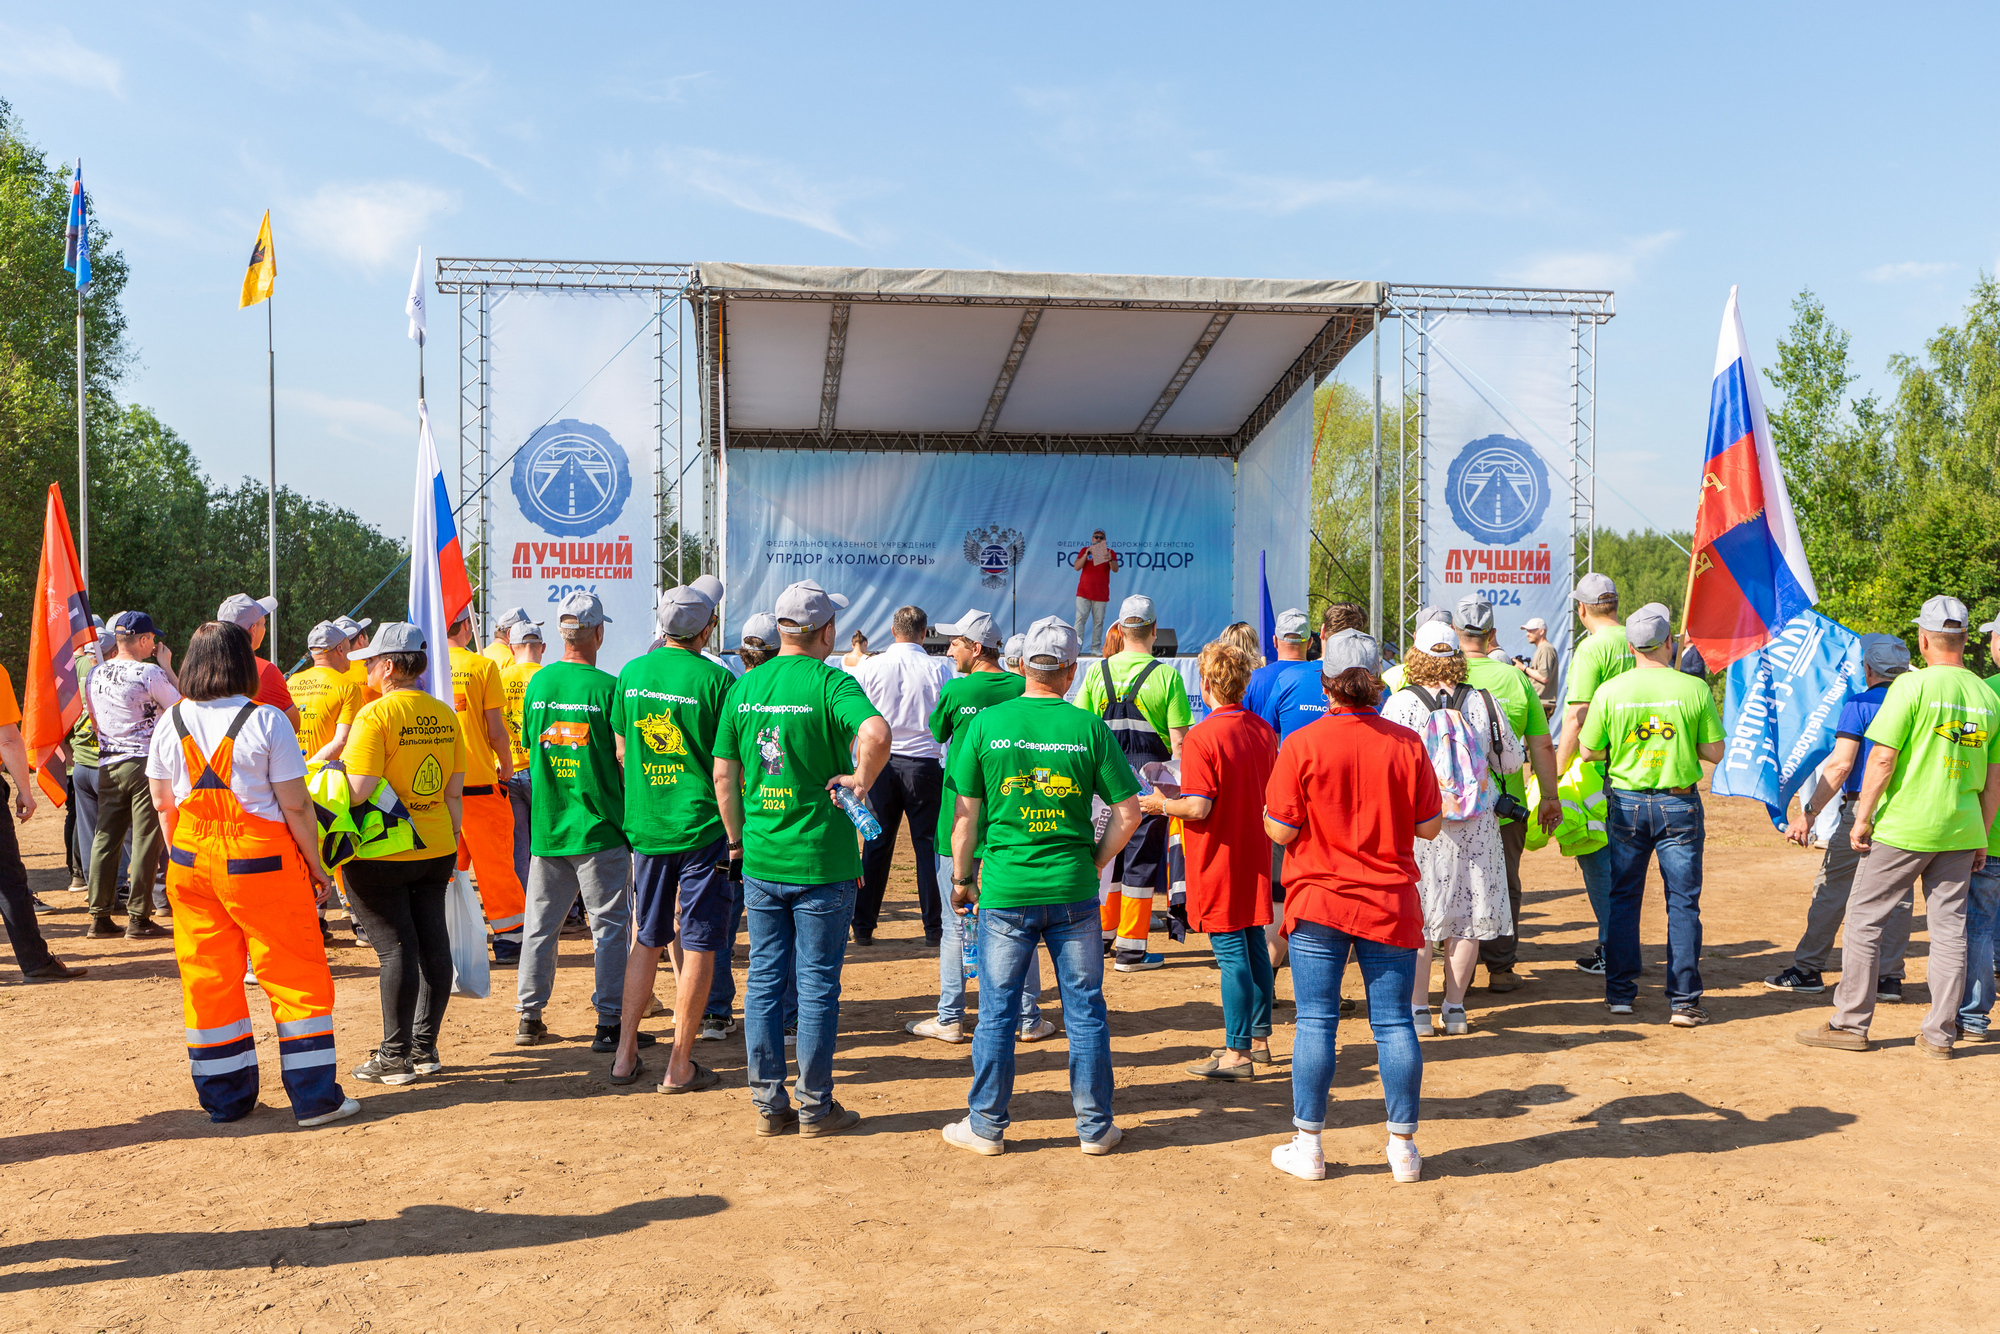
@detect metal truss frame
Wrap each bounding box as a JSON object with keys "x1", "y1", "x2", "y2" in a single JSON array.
[
  {"x1": 436, "y1": 258, "x2": 702, "y2": 636},
  {"x1": 1377, "y1": 284, "x2": 1615, "y2": 649}
]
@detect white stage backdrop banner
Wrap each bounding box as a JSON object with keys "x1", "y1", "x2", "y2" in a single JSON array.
[
  {"x1": 486, "y1": 291, "x2": 660, "y2": 675},
  {"x1": 1423, "y1": 313, "x2": 1576, "y2": 664},
  {"x1": 725, "y1": 452, "x2": 1236, "y2": 648}
]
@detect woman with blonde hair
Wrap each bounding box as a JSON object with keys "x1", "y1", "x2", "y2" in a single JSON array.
[
  {"x1": 1218, "y1": 622, "x2": 1265, "y2": 670},
  {"x1": 1381, "y1": 621, "x2": 1521, "y2": 1037}
]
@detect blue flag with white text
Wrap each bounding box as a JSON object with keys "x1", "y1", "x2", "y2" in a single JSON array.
[{"x1": 1712, "y1": 608, "x2": 1864, "y2": 830}]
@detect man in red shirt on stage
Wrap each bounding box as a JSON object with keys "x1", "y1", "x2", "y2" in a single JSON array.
[{"x1": 1070, "y1": 530, "x2": 1121, "y2": 656}]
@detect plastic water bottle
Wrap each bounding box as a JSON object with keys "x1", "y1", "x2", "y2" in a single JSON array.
[
  {"x1": 960, "y1": 907, "x2": 979, "y2": 980},
  {"x1": 833, "y1": 785, "x2": 882, "y2": 840}
]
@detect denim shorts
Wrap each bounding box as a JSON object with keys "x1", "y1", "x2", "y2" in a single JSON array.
[{"x1": 633, "y1": 837, "x2": 733, "y2": 951}]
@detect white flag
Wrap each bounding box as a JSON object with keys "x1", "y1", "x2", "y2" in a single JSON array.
[{"x1": 405, "y1": 246, "x2": 427, "y2": 348}]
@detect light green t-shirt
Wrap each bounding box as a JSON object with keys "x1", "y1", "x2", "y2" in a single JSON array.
[
  {"x1": 714, "y1": 654, "x2": 883, "y2": 884},
  {"x1": 1566, "y1": 625, "x2": 1635, "y2": 704},
  {"x1": 947, "y1": 696, "x2": 1140, "y2": 908},
  {"x1": 522, "y1": 661, "x2": 626, "y2": 858},
  {"x1": 1865, "y1": 665, "x2": 2000, "y2": 853},
  {"x1": 1382, "y1": 663, "x2": 1405, "y2": 693},
  {"x1": 928, "y1": 668, "x2": 1026, "y2": 850},
  {"x1": 611, "y1": 646, "x2": 736, "y2": 855},
  {"x1": 1578, "y1": 667, "x2": 1724, "y2": 792},
  {"x1": 1464, "y1": 655, "x2": 1550, "y2": 803},
  {"x1": 1073, "y1": 651, "x2": 1192, "y2": 745}
]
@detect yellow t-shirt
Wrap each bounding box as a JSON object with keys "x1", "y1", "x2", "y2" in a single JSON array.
[
  {"x1": 341, "y1": 660, "x2": 380, "y2": 705},
  {"x1": 500, "y1": 660, "x2": 542, "y2": 771},
  {"x1": 288, "y1": 664, "x2": 363, "y2": 759},
  {"x1": 345, "y1": 690, "x2": 465, "y2": 862},
  {"x1": 481, "y1": 640, "x2": 513, "y2": 670},
  {"x1": 450, "y1": 645, "x2": 506, "y2": 786}
]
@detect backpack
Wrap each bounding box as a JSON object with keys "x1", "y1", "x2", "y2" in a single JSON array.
[{"x1": 1404, "y1": 684, "x2": 1504, "y2": 822}]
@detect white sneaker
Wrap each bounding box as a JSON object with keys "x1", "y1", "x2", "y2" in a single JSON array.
[
  {"x1": 942, "y1": 1117, "x2": 1004, "y2": 1156},
  {"x1": 1388, "y1": 1136, "x2": 1422, "y2": 1183},
  {"x1": 1411, "y1": 1006, "x2": 1436, "y2": 1037},
  {"x1": 298, "y1": 1097, "x2": 361, "y2": 1129},
  {"x1": 1080, "y1": 1124, "x2": 1123, "y2": 1156},
  {"x1": 1270, "y1": 1133, "x2": 1326, "y2": 1181},
  {"x1": 1441, "y1": 1005, "x2": 1468, "y2": 1036},
  {"x1": 905, "y1": 1017, "x2": 968, "y2": 1044},
  {"x1": 1608, "y1": 1002, "x2": 1634, "y2": 1015},
  {"x1": 1018, "y1": 1019, "x2": 1057, "y2": 1042}
]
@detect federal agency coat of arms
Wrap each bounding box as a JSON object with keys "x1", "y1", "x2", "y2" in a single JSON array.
[{"x1": 963, "y1": 525, "x2": 1025, "y2": 590}]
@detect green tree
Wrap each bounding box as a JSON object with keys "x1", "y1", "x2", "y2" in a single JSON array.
[
  {"x1": 1589, "y1": 529, "x2": 1695, "y2": 622},
  {"x1": 1309, "y1": 379, "x2": 1414, "y2": 626}
]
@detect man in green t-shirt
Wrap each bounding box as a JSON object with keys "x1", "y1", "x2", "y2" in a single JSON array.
[
  {"x1": 606, "y1": 584, "x2": 737, "y2": 1092},
  {"x1": 1800, "y1": 596, "x2": 2000, "y2": 1058},
  {"x1": 516, "y1": 591, "x2": 646, "y2": 1057},
  {"x1": 939, "y1": 616, "x2": 1141, "y2": 1159},
  {"x1": 1073, "y1": 593, "x2": 1190, "y2": 970},
  {"x1": 1559, "y1": 571, "x2": 1635, "y2": 976},
  {"x1": 712, "y1": 580, "x2": 889, "y2": 1138},
  {"x1": 1579, "y1": 602, "x2": 1724, "y2": 1026},
  {"x1": 903, "y1": 608, "x2": 1039, "y2": 1046},
  {"x1": 1456, "y1": 596, "x2": 1562, "y2": 992}
]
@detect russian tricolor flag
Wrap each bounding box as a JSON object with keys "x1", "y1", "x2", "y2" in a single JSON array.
[
  {"x1": 408, "y1": 399, "x2": 473, "y2": 702},
  {"x1": 1683, "y1": 288, "x2": 1818, "y2": 671}
]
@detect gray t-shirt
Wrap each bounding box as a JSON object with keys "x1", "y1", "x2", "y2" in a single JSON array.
[
  {"x1": 1530, "y1": 642, "x2": 1561, "y2": 711},
  {"x1": 88, "y1": 659, "x2": 182, "y2": 761}
]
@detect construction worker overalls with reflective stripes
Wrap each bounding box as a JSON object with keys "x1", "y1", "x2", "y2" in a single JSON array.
[
  {"x1": 166, "y1": 701, "x2": 345, "y2": 1124},
  {"x1": 1096, "y1": 658, "x2": 1172, "y2": 955}
]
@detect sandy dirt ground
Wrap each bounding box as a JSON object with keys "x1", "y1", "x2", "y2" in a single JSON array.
[{"x1": 3, "y1": 788, "x2": 1994, "y2": 1333}]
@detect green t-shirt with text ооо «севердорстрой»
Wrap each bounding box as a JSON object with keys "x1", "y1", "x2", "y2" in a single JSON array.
[
  {"x1": 611, "y1": 646, "x2": 736, "y2": 855},
  {"x1": 522, "y1": 660, "x2": 625, "y2": 858}
]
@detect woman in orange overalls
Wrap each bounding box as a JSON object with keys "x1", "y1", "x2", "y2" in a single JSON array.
[{"x1": 146, "y1": 622, "x2": 357, "y2": 1127}]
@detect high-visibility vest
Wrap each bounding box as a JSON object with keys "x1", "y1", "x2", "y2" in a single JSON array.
[
  {"x1": 1523, "y1": 758, "x2": 1608, "y2": 858},
  {"x1": 308, "y1": 761, "x2": 420, "y2": 865}
]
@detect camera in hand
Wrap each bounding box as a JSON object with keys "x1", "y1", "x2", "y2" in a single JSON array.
[{"x1": 1493, "y1": 792, "x2": 1532, "y2": 824}]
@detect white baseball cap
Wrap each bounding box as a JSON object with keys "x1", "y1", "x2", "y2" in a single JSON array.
[
  {"x1": 217, "y1": 593, "x2": 277, "y2": 629},
  {"x1": 774, "y1": 580, "x2": 848, "y2": 634},
  {"x1": 656, "y1": 585, "x2": 716, "y2": 639},
  {"x1": 1414, "y1": 622, "x2": 1459, "y2": 656},
  {"x1": 556, "y1": 590, "x2": 611, "y2": 628},
  {"x1": 1916, "y1": 595, "x2": 1970, "y2": 632},
  {"x1": 1116, "y1": 594, "x2": 1156, "y2": 628},
  {"x1": 1573, "y1": 572, "x2": 1618, "y2": 604},
  {"x1": 494, "y1": 606, "x2": 536, "y2": 633},
  {"x1": 1521, "y1": 616, "x2": 1548, "y2": 632},
  {"x1": 1625, "y1": 602, "x2": 1674, "y2": 650},
  {"x1": 1320, "y1": 629, "x2": 1381, "y2": 677},
  {"x1": 737, "y1": 612, "x2": 780, "y2": 649},
  {"x1": 350, "y1": 621, "x2": 426, "y2": 658},
  {"x1": 1022, "y1": 616, "x2": 1081, "y2": 669},
  {"x1": 1001, "y1": 633, "x2": 1026, "y2": 668}
]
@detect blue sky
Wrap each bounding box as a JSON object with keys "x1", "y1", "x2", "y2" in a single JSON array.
[{"x1": 3, "y1": 3, "x2": 1994, "y2": 543}]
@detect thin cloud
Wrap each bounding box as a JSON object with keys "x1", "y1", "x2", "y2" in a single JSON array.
[
  {"x1": 1865, "y1": 260, "x2": 1954, "y2": 283},
  {"x1": 280, "y1": 388, "x2": 412, "y2": 449},
  {"x1": 659, "y1": 148, "x2": 878, "y2": 242},
  {"x1": 0, "y1": 22, "x2": 123, "y2": 96},
  {"x1": 288, "y1": 181, "x2": 459, "y2": 272},
  {"x1": 605, "y1": 72, "x2": 713, "y2": 105},
  {"x1": 1500, "y1": 232, "x2": 1681, "y2": 289}
]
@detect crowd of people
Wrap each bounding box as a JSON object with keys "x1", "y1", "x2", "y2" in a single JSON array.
[{"x1": 3, "y1": 562, "x2": 1996, "y2": 1185}]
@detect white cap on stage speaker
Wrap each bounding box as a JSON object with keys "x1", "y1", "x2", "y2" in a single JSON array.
[
  {"x1": 775, "y1": 580, "x2": 848, "y2": 633},
  {"x1": 1022, "y1": 616, "x2": 1081, "y2": 668},
  {"x1": 936, "y1": 608, "x2": 1001, "y2": 649},
  {"x1": 1117, "y1": 595, "x2": 1156, "y2": 628},
  {"x1": 1275, "y1": 608, "x2": 1310, "y2": 642}
]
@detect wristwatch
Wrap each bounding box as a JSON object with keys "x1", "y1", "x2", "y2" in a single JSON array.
[{"x1": 952, "y1": 874, "x2": 978, "y2": 886}]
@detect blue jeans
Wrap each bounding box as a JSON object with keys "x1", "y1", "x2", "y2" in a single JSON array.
[
  {"x1": 1288, "y1": 920, "x2": 1421, "y2": 1133},
  {"x1": 743, "y1": 876, "x2": 855, "y2": 1123},
  {"x1": 506, "y1": 773, "x2": 533, "y2": 887},
  {"x1": 1605, "y1": 790, "x2": 1705, "y2": 1007},
  {"x1": 967, "y1": 898, "x2": 1113, "y2": 1143},
  {"x1": 1577, "y1": 842, "x2": 1615, "y2": 947},
  {"x1": 1210, "y1": 926, "x2": 1275, "y2": 1051},
  {"x1": 706, "y1": 881, "x2": 797, "y2": 1025},
  {"x1": 1960, "y1": 864, "x2": 2000, "y2": 1035},
  {"x1": 935, "y1": 856, "x2": 1042, "y2": 1030}
]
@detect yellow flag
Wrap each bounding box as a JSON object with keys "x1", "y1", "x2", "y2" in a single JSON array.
[{"x1": 239, "y1": 210, "x2": 275, "y2": 308}]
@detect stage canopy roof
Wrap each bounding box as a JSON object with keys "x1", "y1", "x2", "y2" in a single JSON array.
[{"x1": 694, "y1": 262, "x2": 1384, "y2": 457}]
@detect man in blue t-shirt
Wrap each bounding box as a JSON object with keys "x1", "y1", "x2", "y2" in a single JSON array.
[
  {"x1": 1245, "y1": 607, "x2": 1336, "y2": 743},
  {"x1": 1766, "y1": 634, "x2": 1914, "y2": 996}
]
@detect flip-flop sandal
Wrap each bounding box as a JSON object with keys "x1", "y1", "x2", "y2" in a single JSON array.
[
  {"x1": 658, "y1": 1062, "x2": 722, "y2": 1094},
  {"x1": 607, "y1": 1057, "x2": 646, "y2": 1086},
  {"x1": 1186, "y1": 1056, "x2": 1259, "y2": 1080}
]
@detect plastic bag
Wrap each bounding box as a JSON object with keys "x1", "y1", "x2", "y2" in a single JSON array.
[{"x1": 446, "y1": 869, "x2": 491, "y2": 999}]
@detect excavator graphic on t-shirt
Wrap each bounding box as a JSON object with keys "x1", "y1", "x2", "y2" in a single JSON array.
[
  {"x1": 1000, "y1": 767, "x2": 1077, "y2": 800},
  {"x1": 1933, "y1": 718, "x2": 1991, "y2": 748},
  {"x1": 1625, "y1": 715, "x2": 1677, "y2": 743}
]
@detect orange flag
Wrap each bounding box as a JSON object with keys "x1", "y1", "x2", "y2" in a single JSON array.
[{"x1": 23, "y1": 485, "x2": 96, "y2": 805}]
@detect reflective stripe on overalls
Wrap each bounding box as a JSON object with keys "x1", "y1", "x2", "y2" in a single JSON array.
[
  {"x1": 1097, "y1": 658, "x2": 1170, "y2": 952},
  {"x1": 167, "y1": 701, "x2": 343, "y2": 1124}
]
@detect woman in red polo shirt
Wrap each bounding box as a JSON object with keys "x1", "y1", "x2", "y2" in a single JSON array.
[
  {"x1": 1139, "y1": 643, "x2": 1278, "y2": 1080},
  {"x1": 1263, "y1": 630, "x2": 1442, "y2": 1184}
]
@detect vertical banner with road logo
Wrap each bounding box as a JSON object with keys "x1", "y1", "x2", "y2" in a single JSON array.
[
  {"x1": 1423, "y1": 313, "x2": 1577, "y2": 664},
  {"x1": 724, "y1": 451, "x2": 1234, "y2": 649},
  {"x1": 486, "y1": 291, "x2": 659, "y2": 675}
]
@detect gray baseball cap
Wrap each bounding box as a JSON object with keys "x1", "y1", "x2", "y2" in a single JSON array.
[
  {"x1": 515, "y1": 622, "x2": 545, "y2": 644},
  {"x1": 1414, "y1": 622, "x2": 1459, "y2": 656},
  {"x1": 1320, "y1": 629, "x2": 1382, "y2": 677},
  {"x1": 555, "y1": 590, "x2": 611, "y2": 628},
  {"x1": 1455, "y1": 595, "x2": 1496, "y2": 633},
  {"x1": 1275, "y1": 608, "x2": 1310, "y2": 642},
  {"x1": 1022, "y1": 616, "x2": 1081, "y2": 669},
  {"x1": 774, "y1": 580, "x2": 848, "y2": 634},
  {"x1": 349, "y1": 621, "x2": 425, "y2": 659},
  {"x1": 737, "y1": 612, "x2": 780, "y2": 649},
  {"x1": 656, "y1": 585, "x2": 716, "y2": 639},
  {"x1": 217, "y1": 593, "x2": 277, "y2": 629},
  {"x1": 1414, "y1": 605, "x2": 1452, "y2": 628},
  {"x1": 690, "y1": 574, "x2": 726, "y2": 604},
  {"x1": 306, "y1": 620, "x2": 346, "y2": 651},
  {"x1": 1117, "y1": 594, "x2": 1156, "y2": 628},
  {"x1": 936, "y1": 608, "x2": 1002, "y2": 649},
  {"x1": 1573, "y1": 572, "x2": 1618, "y2": 605},
  {"x1": 1625, "y1": 602, "x2": 1674, "y2": 650},
  {"x1": 494, "y1": 606, "x2": 536, "y2": 633},
  {"x1": 333, "y1": 616, "x2": 371, "y2": 640},
  {"x1": 1916, "y1": 595, "x2": 1970, "y2": 632},
  {"x1": 1001, "y1": 632, "x2": 1027, "y2": 668},
  {"x1": 1860, "y1": 632, "x2": 1911, "y2": 677}
]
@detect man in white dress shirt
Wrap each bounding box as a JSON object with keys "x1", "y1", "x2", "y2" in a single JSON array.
[{"x1": 851, "y1": 605, "x2": 953, "y2": 947}]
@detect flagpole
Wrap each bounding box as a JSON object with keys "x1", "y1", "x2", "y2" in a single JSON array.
[
  {"x1": 267, "y1": 294, "x2": 278, "y2": 657},
  {"x1": 75, "y1": 290, "x2": 88, "y2": 591}
]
